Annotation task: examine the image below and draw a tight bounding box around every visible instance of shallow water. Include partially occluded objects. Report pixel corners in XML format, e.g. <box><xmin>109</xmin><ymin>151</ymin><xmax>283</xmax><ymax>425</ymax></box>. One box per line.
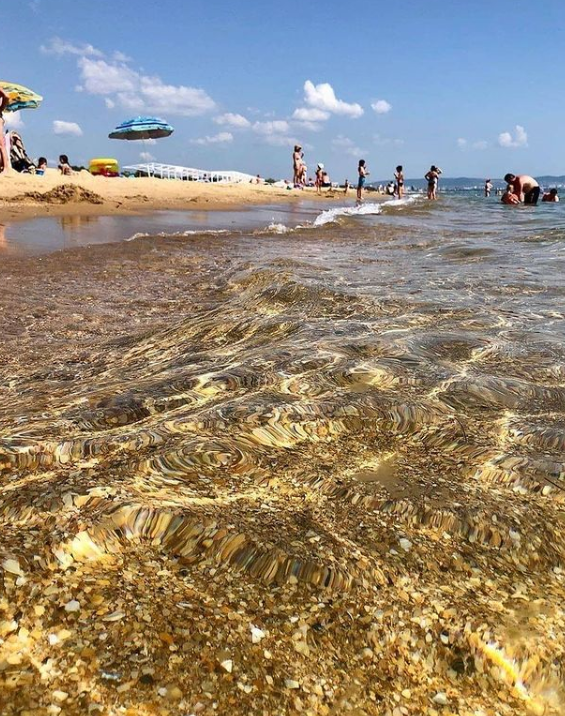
<box><xmin>1</xmin><ymin>193</ymin><xmax>564</xmax><ymax>714</ymax></box>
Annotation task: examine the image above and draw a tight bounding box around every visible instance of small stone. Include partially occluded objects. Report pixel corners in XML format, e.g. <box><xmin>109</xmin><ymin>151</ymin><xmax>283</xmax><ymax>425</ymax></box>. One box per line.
<box><xmin>64</xmin><ymin>600</ymin><xmax>80</xmax><ymax>613</ymax></box>
<box><xmin>52</xmin><ymin>691</ymin><xmax>68</xmax><ymax>703</ymax></box>
<box><xmin>432</xmin><ymin>692</ymin><xmax>449</xmax><ymax>705</ymax></box>
<box><xmin>399</xmin><ymin>538</ymin><xmax>412</xmax><ymax>552</ymax></box>
<box><xmin>250</xmin><ymin>626</ymin><xmax>266</xmax><ymax>643</ymax></box>
<box><xmin>285</xmin><ymin>679</ymin><xmax>300</xmax><ymax>689</ymax></box>
<box><xmin>220</xmin><ymin>659</ymin><xmax>233</xmax><ymax>673</ymax></box>
<box><xmin>2</xmin><ymin>559</ymin><xmax>23</xmax><ymax>576</ymax></box>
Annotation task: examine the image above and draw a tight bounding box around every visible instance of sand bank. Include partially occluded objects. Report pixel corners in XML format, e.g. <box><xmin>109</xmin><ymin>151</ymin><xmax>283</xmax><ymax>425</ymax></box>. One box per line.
<box><xmin>0</xmin><ymin>169</ymin><xmax>353</xmax><ymax>222</ymax></box>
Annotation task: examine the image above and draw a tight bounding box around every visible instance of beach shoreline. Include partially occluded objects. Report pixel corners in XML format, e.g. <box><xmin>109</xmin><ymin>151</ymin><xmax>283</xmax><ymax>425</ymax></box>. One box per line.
<box><xmin>0</xmin><ymin>169</ymin><xmax>367</xmax><ymax>223</ymax></box>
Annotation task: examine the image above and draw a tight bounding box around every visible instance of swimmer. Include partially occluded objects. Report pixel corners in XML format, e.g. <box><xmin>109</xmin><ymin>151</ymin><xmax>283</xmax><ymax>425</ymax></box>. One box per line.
<box><xmin>542</xmin><ymin>188</ymin><xmax>559</xmax><ymax>203</ymax></box>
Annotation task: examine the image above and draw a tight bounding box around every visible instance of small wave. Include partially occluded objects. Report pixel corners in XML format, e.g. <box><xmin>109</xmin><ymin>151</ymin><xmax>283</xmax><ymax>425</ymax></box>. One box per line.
<box><xmin>313</xmin><ymin>202</ymin><xmax>383</xmax><ymax>227</ymax></box>
<box><xmin>265</xmin><ymin>222</ymin><xmax>293</xmax><ymax>234</ymax></box>
<box><xmin>126</xmin><ymin>229</ymin><xmax>231</xmax><ymax>241</ymax></box>
<box><xmin>381</xmin><ymin>194</ymin><xmax>422</xmax><ymax>210</ymax></box>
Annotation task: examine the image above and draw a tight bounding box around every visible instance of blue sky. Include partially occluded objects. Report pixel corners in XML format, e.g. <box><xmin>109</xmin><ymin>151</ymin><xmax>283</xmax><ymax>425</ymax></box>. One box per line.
<box><xmin>1</xmin><ymin>0</ymin><xmax>563</xmax><ymax>180</ymax></box>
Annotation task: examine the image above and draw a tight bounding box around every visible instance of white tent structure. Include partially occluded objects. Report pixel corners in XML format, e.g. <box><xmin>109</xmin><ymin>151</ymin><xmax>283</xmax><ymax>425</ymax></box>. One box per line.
<box><xmin>122</xmin><ymin>162</ymin><xmax>256</xmax><ymax>184</ymax></box>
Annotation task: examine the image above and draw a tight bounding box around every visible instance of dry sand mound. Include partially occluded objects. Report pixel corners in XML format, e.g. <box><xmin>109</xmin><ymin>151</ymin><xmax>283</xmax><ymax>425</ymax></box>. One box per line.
<box><xmin>11</xmin><ymin>184</ymin><xmax>104</xmax><ymax>205</ymax></box>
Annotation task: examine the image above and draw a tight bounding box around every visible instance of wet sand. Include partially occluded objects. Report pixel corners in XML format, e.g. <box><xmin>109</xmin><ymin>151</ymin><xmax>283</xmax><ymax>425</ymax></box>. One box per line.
<box><xmin>0</xmin><ymin>169</ymin><xmax>352</xmax><ymax>223</ymax></box>
<box><xmin>1</xmin><ymin>198</ymin><xmax>564</xmax><ymax>715</ymax></box>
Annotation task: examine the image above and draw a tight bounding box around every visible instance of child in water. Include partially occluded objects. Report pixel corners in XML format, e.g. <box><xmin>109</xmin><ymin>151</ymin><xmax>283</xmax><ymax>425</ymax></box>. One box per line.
<box><xmin>501</xmin><ymin>185</ymin><xmax>520</xmax><ymax>205</ymax></box>
<box><xmin>357</xmin><ymin>159</ymin><xmax>369</xmax><ymax>203</ymax></box>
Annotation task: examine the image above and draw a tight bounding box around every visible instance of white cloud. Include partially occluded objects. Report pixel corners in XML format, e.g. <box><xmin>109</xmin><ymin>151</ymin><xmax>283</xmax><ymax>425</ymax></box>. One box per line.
<box><xmin>498</xmin><ymin>125</ymin><xmax>528</xmax><ymax>148</ymax></box>
<box><xmin>113</xmin><ymin>51</ymin><xmax>131</xmax><ymax>63</ymax></box>
<box><xmin>293</xmin><ymin>120</ymin><xmax>325</xmax><ymax>133</ymax></box>
<box><xmin>252</xmin><ymin>120</ymin><xmax>290</xmax><ymax>136</ymax></box>
<box><xmin>292</xmin><ymin>107</ymin><xmax>330</xmax><ymax>122</ymax></box>
<box><xmin>53</xmin><ymin>120</ymin><xmax>83</xmax><ymax>136</ymax></box>
<box><xmin>457</xmin><ymin>138</ymin><xmax>468</xmax><ymax>149</ymax></box>
<box><xmin>374</xmin><ymin>133</ymin><xmax>404</xmax><ymax>147</ymax></box>
<box><xmin>473</xmin><ymin>140</ymin><xmax>488</xmax><ymax>150</ymax></box>
<box><xmin>104</xmin><ymin>97</ymin><xmax>115</xmax><ymax>109</ymax></box>
<box><xmin>139</xmin><ymin>151</ymin><xmax>155</xmax><ymax>161</ymax></box>
<box><xmin>371</xmin><ymin>99</ymin><xmax>392</xmax><ymax>115</ymax></box>
<box><xmin>213</xmin><ymin>112</ymin><xmax>251</xmax><ymax>129</ymax></box>
<box><xmin>303</xmin><ymin>80</ymin><xmax>363</xmax><ymax>118</ymax></box>
<box><xmin>262</xmin><ymin>135</ymin><xmax>305</xmax><ymax>148</ymax></box>
<box><xmin>40</xmin><ymin>37</ymin><xmax>104</xmax><ymax>57</ymax></box>
<box><xmin>190</xmin><ymin>131</ymin><xmax>233</xmax><ymax>145</ymax></box>
<box><xmin>4</xmin><ymin>112</ymin><xmax>24</xmax><ymax>129</ymax></box>
<box><xmin>77</xmin><ymin>57</ymin><xmax>216</xmax><ymax>116</ymax></box>
<box><xmin>458</xmin><ymin>137</ymin><xmax>488</xmax><ymax>151</ymax></box>
<box><xmin>144</xmin><ymin>138</ymin><xmax>157</xmax><ymax>145</ymax></box>
<box><xmin>332</xmin><ymin>135</ymin><xmax>365</xmax><ymax>157</ymax></box>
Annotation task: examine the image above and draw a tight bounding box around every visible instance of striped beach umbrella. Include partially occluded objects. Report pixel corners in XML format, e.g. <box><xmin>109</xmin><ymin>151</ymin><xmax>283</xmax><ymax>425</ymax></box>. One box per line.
<box><xmin>108</xmin><ymin>116</ymin><xmax>174</xmax><ymax>141</ymax></box>
<box><xmin>0</xmin><ymin>81</ymin><xmax>43</xmax><ymax>112</ymax></box>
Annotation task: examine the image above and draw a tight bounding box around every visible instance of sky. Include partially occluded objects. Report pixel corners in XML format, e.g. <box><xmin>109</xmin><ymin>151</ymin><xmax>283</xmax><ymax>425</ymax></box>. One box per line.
<box><xmin>1</xmin><ymin>0</ymin><xmax>564</xmax><ymax>180</ymax></box>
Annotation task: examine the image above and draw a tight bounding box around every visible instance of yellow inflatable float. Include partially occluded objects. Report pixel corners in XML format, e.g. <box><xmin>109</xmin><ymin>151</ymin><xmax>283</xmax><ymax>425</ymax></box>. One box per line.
<box><xmin>89</xmin><ymin>158</ymin><xmax>120</xmax><ymax>177</ymax></box>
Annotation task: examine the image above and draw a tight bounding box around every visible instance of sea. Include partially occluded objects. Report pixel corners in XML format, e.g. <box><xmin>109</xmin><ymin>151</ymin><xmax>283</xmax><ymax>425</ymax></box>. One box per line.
<box><xmin>1</xmin><ymin>191</ymin><xmax>564</xmax><ymax>713</ymax></box>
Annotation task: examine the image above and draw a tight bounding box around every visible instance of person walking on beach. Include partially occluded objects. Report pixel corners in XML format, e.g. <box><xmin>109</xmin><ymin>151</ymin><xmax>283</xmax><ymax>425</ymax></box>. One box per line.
<box><xmin>425</xmin><ymin>165</ymin><xmax>442</xmax><ymax>200</ymax></box>
<box><xmin>0</xmin><ymin>87</ymin><xmax>9</xmax><ymax>173</ymax></box>
<box><xmin>484</xmin><ymin>179</ymin><xmax>493</xmax><ymax>197</ymax></box>
<box><xmin>395</xmin><ymin>165</ymin><xmax>404</xmax><ymax>199</ymax></box>
<box><xmin>504</xmin><ymin>173</ymin><xmax>540</xmax><ymax>205</ymax></box>
<box><xmin>315</xmin><ymin>163</ymin><xmax>324</xmax><ymax>195</ymax></box>
<box><xmin>293</xmin><ymin>145</ymin><xmax>304</xmax><ymax>187</ymax></box>
<box><xmin>357</xmin><ymin>159</ymin><xmax>369</xmax><ymax>203</ymax></box>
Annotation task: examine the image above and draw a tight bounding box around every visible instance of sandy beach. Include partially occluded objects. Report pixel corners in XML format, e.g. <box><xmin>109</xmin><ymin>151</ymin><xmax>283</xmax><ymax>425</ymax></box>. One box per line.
<box><xmin>0</xmin><ymin>169</ymin><xmax>350</xmax><ymax>223</ymax></box>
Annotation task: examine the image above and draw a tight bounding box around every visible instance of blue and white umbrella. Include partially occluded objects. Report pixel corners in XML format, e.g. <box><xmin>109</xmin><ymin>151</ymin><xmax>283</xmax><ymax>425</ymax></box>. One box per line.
<box><xmin>108</xmin><ymin>116</ymin><xmax>174</xmax><ymax>141</ymax></box>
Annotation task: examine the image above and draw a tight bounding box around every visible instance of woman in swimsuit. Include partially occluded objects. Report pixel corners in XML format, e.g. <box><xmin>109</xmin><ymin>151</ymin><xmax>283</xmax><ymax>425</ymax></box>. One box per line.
<box><xmin>357</xmin><ymin>159</ymin><xmax>369</xmax><ymax>203</ymax></box>
<box><xmin>425</xmin><ymin>165</ymin><xmax>441</xmax><ymax>200</ymax></box>
<box><xmin>293</xmin><ymin>145</ymin><xmax>304</xmax><ymax>187</ymax></box>
<box><xmin>395</xmin><ymin>165</ymin><xmax>404</xmax><ymax>199</ymax></box>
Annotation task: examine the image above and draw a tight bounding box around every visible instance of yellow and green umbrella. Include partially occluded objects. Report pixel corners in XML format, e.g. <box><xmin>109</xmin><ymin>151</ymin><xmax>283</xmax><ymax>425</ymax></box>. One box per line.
<box><xmin>0</xmin><ymin>81</ymin><xmax>43</xmax><ymax>112</ymax></box>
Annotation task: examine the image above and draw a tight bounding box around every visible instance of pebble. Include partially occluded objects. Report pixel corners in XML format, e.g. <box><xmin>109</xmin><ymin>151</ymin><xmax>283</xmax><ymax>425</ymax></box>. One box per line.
<box><xmin>432</xmin><ymin>692</ymin><xmax>449</xmax><ymax>705</ymax></box>
<box><xmin>220</xmin><ymin>659</ymin><xmax>233</xmax><ymax>673</ymax></box>
<box><xmin>285</xmin><ymin>679</ymin><xmax>300</xmax><ymax>689</ymax></box>
<box><xmin>64</xmin><ymin>599</ymin><xmax>80</xmax><ymax>613</ymax></box>
<box><xmin>250</xmin><ymin>625</ymin><xmax>266</xmax><ymax>643</ymax></box>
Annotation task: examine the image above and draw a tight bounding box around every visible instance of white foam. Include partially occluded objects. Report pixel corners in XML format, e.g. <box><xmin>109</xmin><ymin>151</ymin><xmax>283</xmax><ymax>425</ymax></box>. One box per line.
<box><xmin>126</xmin><ymin>229</ymin><xmax>231</xmax><ymax>241</ymax></box>
<box><xmin>266</xmin><ymin>222</ymin><xmax>293</xmax><ymax>234</ymax></box>
<box><xmin>313</xmin><ymin>202</ymin><xmax>383</xmax><ymax>227</ymax></box>
<box><xmin>381</xmin><ymin>194</ymin><xmax>422</xmax><ymax>210</ymax></box>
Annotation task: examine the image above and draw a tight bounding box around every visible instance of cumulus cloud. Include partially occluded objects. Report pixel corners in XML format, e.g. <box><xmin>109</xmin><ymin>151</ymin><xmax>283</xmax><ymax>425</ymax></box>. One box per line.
<box><xmin>213</xmin><ymin>112</ymin><xmax>251</xmax><ymax>129</ymax></box>
<box><xmin>4</xmin><ymin>112</ymin><xmax>24</xmax><ymax>129</ymax></box>
<box><xmin>77</xmin><ymin>56</ymin><xmax>216</xmax><ymax>116</ymax></box>
<box><xmin>53</xmin><ymin>120</ymin><xmax>83</xmax><ymax>136</ymax></box>
<box><xmin>457</xmin><ymin>138</ymin><xmax>468</xmax><ymax>149</ymax></box>
<box><xmin>252</xmin><ymin>120</ymin><xmax>290</xmax><ymax>135</ymax></box>
<box><xmin>374</xmin><ymin>134</ymin><xmax>404</xmax><ymax>147</ymax></box>
<box><xmin>498</xmin><ymin>125</ymin><xmax>528</xmax><ymax>148</ymax></box>
<box><xmin>292</xmin><ymin>107</ymin><xmax>330</xmax><ymax>122</ymax></box>
<box><xmin>139</xmin><ymin>151</ymin><xmax>155</xmax><ymax>161</ymax></box>
<box><xmin>332</xmin><ymin>135</ymin><xmax>365</xmax><ymax>157</ymax></box>
<box><xmin>303</xmin><ymin>80</ymin><xmax>363</xmax><ymax>118</ymax></box>
<box><xmin>190</xmin><ymin>131</ymin><xmax>233</xmax><ymax>145</ymax></box>
<box><xmin>40</xmin><ymin>37</ymin><xmax>104</xmax><ymax>57</ymax></box>
<box><xmin>371</xmin><ymin>99</ymin><xmax>392</xmax><ymax>114</ymax></box>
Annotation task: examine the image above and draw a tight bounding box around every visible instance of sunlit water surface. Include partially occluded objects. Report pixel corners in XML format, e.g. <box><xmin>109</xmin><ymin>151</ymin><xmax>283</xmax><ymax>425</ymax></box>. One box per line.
<box><xmin>1</xmin><ymin>194</ymin><xmax>564</xmax><ymax>714</ymax></box>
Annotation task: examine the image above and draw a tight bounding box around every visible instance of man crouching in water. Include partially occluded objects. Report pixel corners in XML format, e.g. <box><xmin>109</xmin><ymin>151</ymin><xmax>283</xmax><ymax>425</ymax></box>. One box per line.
<box><xmin>504</xmin><ymin>173</ymin><xmax>540</xmax><ymax>205</ymax></box>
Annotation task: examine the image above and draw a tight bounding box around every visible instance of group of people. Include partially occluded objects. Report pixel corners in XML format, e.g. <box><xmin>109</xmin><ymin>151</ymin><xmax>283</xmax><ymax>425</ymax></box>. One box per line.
<box><xmin>500</xmin><ymin>174</ymin><xmax>559</xmax><ymax>205</ymax></box>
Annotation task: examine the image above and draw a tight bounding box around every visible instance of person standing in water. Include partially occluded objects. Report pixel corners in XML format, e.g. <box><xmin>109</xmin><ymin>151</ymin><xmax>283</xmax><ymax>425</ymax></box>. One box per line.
<box><xmin>357</xmin><ymin>159</ymin><xmax>369</xmax><ymax>203</ymax></box>
<box><xmin>425</xmin><ymin>165</ymin><xmax>442</xmax><ymax>200</ymax></box>
<box><xmin>0</xmin><ymin>87</ymin><xmax>9</xmax><ymax>173</ymax></box>
<box><xmin>394</xmin><ymin>165</ymin><xmax>405</xmax><ymax>199</ymax></box>
<box><xmin>484</xmin><ymin>178</ymin><xmax>493</xmax><ymax>197</ymax></box>
<box><xmin>504</xmin><ymin>173</ymin><xmax>540</xmax><ymax>205</ymax></box>
<box><xmin>344</xmin><ymin>179</ymin><xmax>350</xmax><ymax>195</ymax></box>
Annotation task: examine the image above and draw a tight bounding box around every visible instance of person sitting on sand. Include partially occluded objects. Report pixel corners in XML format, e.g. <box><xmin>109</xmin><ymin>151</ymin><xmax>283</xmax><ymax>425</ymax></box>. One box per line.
<box><xmin>395</xmin><ymin>165</ymin><xmax>404</xmax><ymax>199</ymax></box>
<box><xmin>0</xmin><ymin>87</ymin><xmax>9</xmax><ymax>173</ymax></box>
<box><xmin>58</xmin><ymin>154</ymin><xmax>73</xmax><ymax>176</ymax></box>
<box><xmin>357</xmin><ymin>159</ymin><xmax>369</xmax><ymax>203</ymax></box>
<box><xmin>36</xmin><ymin>157</ymin><xmax>47</xmax><ymax>176</ymax></box>
<box><xmin>501</xmin><ymin>185</ymin><xmax>520</xmax><ymax>205</ymax></box>
<box><xmin>542</xmin><ymin>188</ymin><xmax>559</xmax><ymax>203</ymax></box>
<box><xmin>504</xmin><ymin>173</ymin><xmax>540</xmax><ymax>205</ymax></box>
